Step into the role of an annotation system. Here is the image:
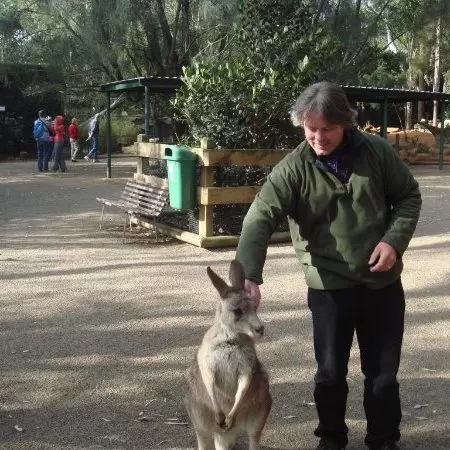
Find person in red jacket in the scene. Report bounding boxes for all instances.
[52,115,67,172]
[68,117,80,162]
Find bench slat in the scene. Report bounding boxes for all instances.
[120,190,168,212]
[97,179,169,220]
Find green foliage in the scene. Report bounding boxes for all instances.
[173,0,335,148]
[360,51,407,87]
[173,0,393,148]
[1,0,450,143]
[109,117,141,147]
[173,61,306,148]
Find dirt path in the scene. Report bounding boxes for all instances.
[0,158,449,449]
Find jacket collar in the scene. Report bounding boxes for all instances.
[302,128,363,165]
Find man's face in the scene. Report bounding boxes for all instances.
[303,114,345,156]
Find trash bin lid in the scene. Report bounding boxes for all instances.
[163,145,197,161]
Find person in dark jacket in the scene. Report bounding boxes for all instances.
[33,109,53,171]
[85,113,100,162]
[236,82,422,450]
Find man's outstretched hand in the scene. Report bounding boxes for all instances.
[244,279,261,307]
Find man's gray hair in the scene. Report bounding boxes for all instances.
[290,81,357,129]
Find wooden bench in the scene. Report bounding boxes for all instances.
[96,178,169,242]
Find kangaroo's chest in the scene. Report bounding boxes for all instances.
[209,342,254,388]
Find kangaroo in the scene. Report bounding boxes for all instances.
[185,260,271,450]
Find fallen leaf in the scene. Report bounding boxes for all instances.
[301,401,315,407]
[282,415,298,419]
[163,421,188,426]
[14,425,23,432]
[101,418,111,422]
[137,416,151,422]
[414,404,429,409]
[415,416,428,420]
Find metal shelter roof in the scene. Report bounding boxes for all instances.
[101,78,450,102]
[100,76,182,94]
[343,85,450,103]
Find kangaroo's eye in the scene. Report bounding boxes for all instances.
[233,308,243,318]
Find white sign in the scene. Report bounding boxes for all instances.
[0,106,5,111]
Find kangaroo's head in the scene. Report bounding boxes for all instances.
[207,260,264,340]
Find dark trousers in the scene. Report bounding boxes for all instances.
[87,134,98,159]
[36,141,50,171]
[307,279,405,448]
[52,141,67,172]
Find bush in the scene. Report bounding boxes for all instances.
[172,0,384,150]
[172,0,328,149]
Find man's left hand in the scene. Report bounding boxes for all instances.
[368,242,397,272]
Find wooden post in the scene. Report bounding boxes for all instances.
[199,165,214,239]
[136,156,144,176]
[198,138,216,239]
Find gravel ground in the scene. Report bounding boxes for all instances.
[0,157,449,449]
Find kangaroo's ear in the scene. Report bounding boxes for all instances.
[207,266,230,298]
[229,260,245,290]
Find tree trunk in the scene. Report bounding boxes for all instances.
[418,70,424,121]
[406,102,412,130]
[180,0,190,62]
[432,16,441,126]
[406,68,413,129]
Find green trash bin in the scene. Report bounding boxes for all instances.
[163,145,197,211]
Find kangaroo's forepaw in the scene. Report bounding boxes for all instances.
[215,410,226,429]
[222,414,235,431]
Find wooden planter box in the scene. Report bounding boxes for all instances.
[133,140,292,248]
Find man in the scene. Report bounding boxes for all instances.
[68,117,80,162]
[236,82,422,450]
[85,113,100,162]
[32,109,53,171]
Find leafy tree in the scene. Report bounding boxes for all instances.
[173,0,396,147]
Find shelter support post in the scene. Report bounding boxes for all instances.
[106,91,112,178]
[380,97,388,139]
[144,86,150,137]
[439,101,446,170]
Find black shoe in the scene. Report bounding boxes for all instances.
[317,438,345,450]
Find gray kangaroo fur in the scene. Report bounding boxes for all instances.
[185,260,272,450]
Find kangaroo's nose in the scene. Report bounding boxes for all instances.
[255,325,264,336]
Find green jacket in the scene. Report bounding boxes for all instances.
[236,130,422,290]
